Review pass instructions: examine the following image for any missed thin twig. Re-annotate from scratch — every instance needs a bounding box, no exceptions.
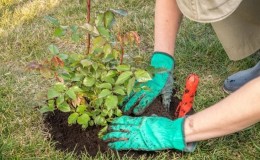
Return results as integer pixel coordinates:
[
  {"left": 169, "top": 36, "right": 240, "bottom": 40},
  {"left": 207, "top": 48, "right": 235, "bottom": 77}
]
[{"left": 86, "top": 0, "right": 91, "bottom": 54}]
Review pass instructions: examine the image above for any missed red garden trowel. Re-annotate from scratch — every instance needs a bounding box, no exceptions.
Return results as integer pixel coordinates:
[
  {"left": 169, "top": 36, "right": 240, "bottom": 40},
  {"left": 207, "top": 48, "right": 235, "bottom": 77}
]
[{"left": 174, "top": 73, "right": 199, "bottom": 118}]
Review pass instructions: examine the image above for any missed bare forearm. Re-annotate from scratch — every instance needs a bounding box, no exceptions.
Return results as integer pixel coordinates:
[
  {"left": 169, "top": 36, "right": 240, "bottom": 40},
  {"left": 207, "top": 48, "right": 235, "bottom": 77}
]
[
  {"left": 184, "top": 77, "right": 260, "bottom": 142},
  {"left": 154, "top": 0, "right": 182, "bottom": 56}
]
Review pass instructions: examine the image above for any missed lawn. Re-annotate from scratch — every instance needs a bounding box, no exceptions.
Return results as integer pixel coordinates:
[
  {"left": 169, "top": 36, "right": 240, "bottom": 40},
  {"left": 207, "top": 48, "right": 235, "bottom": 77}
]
[{"left": 1, "top": 0, "right": 260, "bottom": 159}]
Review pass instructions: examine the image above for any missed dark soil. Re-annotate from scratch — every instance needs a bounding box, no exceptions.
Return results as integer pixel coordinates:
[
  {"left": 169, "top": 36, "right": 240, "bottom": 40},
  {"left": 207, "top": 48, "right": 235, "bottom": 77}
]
[{"left": 43, "top": 91, "right": 193, "bottom": 157}]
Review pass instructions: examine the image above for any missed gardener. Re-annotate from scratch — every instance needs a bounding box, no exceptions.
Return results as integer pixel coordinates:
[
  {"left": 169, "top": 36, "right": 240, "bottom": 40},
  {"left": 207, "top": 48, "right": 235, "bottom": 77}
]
[{"left": 103, "top": 0, "right": 260, "bottom": 152}]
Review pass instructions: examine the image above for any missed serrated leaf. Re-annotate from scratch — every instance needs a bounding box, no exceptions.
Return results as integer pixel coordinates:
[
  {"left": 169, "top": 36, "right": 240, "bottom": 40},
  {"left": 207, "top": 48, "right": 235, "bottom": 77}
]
[
  {"left": 104, "top": 11, "right": 115, "bottom": 29},
  {"left": 70, "top": 86, "right": 83, "bottom": 93},
  {"left": 103, "top": 43, "right": 112, "bottom": 55},
  {"left": 96, "top": 83, "right": 112, "bottom": 89},
  {"left": 103, "top": 77, "right": 115, "bottom": 84},
  {"left": 53, "top": 83, "right": 67, "bottom": 92},
  {"left": 134, "top": 69, "right": 152, "bottom": 82},
  {"left": 47, "top": 88, "right": 61, "bottom": 99},
  {"left": 115, "top": 71, "right": 133, "bottom": 85},
  {"left": 127, "top": 77, "right": 136, "bottom": 96},
  {"left": 110, "top": 9, "right": 128, "bottom": 16},
  {"left": 97, "top": 26, "right": 110, "bottom": 39},
  {"left": 106, "top": 70, "right": 117, "bottom": 78},
  {"left": 94, "top": 115, "right": 107, "bottom": 126},
  {"left": 66, "top": 88, "right": 77, "bottom": 100},
  {"left": 105, "top": 95, "right": 118, "bottom": 109},
  {"left": 115, "top": 108, "right": 122, "bottom": 117},
  {"left": 116, "top": 64, "right": 130, "bottom": 72},
  {"left": 68, "top": 113, "right": 79, "bottom": 125},
  {"left": 48, "top": 44, "right": 59, "bottom": 55},
  {"left": 83, "top": 77, "right": 96, "bottom": 87},
  {"left": 92, "top": 36, "right": 106, "bottom": 48},
  {"left": 58, "top": 102, "right": 71, "bottom": 112},
  {"left": 56, "top": 95, "right": 65, "bottom": 106},
  {"left": 98, "top": 89, "right": 111, "bottom": 98},
  {"left": 77, "top": 114, "right": 90, "bottom": 125},
  {"left": 76, "top": 105, "right": 87, "bottom": 114},
  {"left": 113, "top": 88, "right": 125, "bottom": 95},
  {"left": 81, "top": 59, "right": 92, "bottom": 67}
]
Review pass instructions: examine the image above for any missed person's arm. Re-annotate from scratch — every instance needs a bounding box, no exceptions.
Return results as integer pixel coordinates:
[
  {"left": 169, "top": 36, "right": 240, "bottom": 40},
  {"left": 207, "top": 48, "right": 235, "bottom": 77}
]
[
  {"left": 121, "top": 0, "right": 183, "bottom": 115},
  {"left": 185, "top": 76, "right": 260, "bottom": 142},
  {"left": 154, "top": 0, "right": 183, "bottom": 56}
]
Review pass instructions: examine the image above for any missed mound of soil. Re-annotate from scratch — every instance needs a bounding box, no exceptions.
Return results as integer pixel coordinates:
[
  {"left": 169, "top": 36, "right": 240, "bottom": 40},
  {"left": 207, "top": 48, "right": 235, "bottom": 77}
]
[{"left": 43, "top": 91, "right": 191, "bottom": 157}]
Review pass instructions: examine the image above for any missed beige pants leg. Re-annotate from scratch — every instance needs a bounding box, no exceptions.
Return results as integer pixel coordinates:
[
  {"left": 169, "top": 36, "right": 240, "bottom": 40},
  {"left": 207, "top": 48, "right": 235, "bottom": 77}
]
[{"left": 212, "top": 0, "right": 260, "bottom": 61}]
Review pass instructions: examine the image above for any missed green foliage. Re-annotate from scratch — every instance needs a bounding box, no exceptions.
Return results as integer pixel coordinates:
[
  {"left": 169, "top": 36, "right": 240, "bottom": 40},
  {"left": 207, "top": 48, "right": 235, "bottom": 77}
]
[{"left": 40, "top": 10, "right": 152, "bottom": 137}]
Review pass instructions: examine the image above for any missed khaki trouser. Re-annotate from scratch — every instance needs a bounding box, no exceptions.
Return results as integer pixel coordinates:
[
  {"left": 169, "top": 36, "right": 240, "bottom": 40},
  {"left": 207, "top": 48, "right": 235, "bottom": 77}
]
[
  {"left": 177, "top": 0, "right": 260, "bottom": 61},
  {"left": 211, "top": 0, "right": 260, "bottom": 61}
]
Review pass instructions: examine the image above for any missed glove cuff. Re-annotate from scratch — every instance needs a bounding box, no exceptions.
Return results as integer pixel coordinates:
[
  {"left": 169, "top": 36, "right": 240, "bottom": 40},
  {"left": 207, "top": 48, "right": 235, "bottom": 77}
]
[
  {"left": 170, "top": 117, "right": 197, "bottom": 152},
  {"left": 151, "top": 52, "right": 175, "bottom": 70}
]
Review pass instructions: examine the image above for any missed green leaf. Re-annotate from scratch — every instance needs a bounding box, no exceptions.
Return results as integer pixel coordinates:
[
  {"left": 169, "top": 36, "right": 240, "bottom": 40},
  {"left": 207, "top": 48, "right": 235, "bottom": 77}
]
[
  {"left": 95, "top": 13, "right": 104, "bottom": 27},
  {"left": 70, "top": 25, "right": 78, "bottom": 33},
  {"left": 94, "top": 115, "right": 107, "bottom": 126},
  {"left": 105, "top": 95, "right": 118, "bottom": 109},
  {"left": 103, "top": 43, "right": 112, "bottom": 55},
  {"left": 81, "top": 59, "right": 92, "bottom": 67},
  {"left": 110, "top": 9, "right": 128, "bottom": 16},
  {"left": 83, "top": 77, "right": 96, "bottom": 87},
  {"left": 115, "top": 71, "right": 133, "bottom": 85},
  {"left": 58, "top": 53, "right": 69, "bottom": 60},
  {"left": 113, "top": 88, "right": 125, "bottom": 95},
  {"left": 47, "top": 88, "right": 61, "bottom": 99},
  {"left": 66, "top": 88, "right": 77, "bottom": 100},
  {"left": 53, "top": 82, "right": 67, "bottom": 92},
  {"left": 97, "top": 26, "right": 110, "bottom": 39},
  {"left": 92, "top": 36, "right": 106, "bottom": 48},
  {"left": 104, "top": 11, "right": 115, "bottom": 29},
  {"left": 116, "top": 64, "right": 131, "bottom": 72},
  {"left": 93, "top": 98, "right": 103, "bottom": 107},
  {"left": 40, "top": 105, "right": 54, "bottom": 113},
  {"left": 70, "top": 86, "right": 83, "bottom": 93},
  {"left": 71, "top": 73, "right": 84, "bottom": 82},
  {"left": 54, "top": 27, "right": 65, "bottom": 37},
  {"left": 134, "top": 69, "right": 152, "bottom": 82},
  {"left": 48, "top": 44, "right": 59, "bottom": 55},
  {"left": 68, "top": 113, "right": 79, "bottom": 125},
  {"left": 76, "top": 105, "right": 87, "bottom": 114},
  {"left": 72, "top": 33, "right": 80, "bottom": 42},
  {"left": 115, "top": 108, "right": 123, "bottom": 117},
  {"left": 77, "top": 113, "right": 90, "bottom": 125},
  {"left": 98, "top": 89, "right": 112, "bottom": 98},
  {"left": 106, "top": 70, "right": 117, "bottom": 78},
  {"left": 56, "top": 95, "right": 65, "bottom": 106},
  {"left": 96, "top": 83, "right": 112, "bottom": 90},
  {"left": 58, "top": 102, "right": 71, "bottom": 112},
  {"left": 103, "top": 77, "right": 115, "bottom": 84},
  {"left": 45, "top": 16, "right": 60, "bottom": 26},
  {"left": 127, "top": 77, "right": 136, "bottom": 96}
]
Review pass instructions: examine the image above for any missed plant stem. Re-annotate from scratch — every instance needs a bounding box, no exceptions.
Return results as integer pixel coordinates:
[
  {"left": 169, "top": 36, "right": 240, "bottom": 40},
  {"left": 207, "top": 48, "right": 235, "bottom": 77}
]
[{"left": 86, "top": 0, "right": 91, "bottom": 54}]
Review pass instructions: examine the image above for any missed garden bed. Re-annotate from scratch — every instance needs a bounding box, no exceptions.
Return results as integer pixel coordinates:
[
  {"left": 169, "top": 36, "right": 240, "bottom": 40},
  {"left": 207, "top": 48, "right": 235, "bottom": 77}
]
[{"left": 43, "top": 90, "right": 191, "bottom": 157}]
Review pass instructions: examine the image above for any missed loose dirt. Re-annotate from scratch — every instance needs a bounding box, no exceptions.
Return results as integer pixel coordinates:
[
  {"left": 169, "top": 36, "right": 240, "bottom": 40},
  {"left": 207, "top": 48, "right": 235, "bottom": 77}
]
[{"left": 43, "top": 91, "right": 192, "bottom": 157}]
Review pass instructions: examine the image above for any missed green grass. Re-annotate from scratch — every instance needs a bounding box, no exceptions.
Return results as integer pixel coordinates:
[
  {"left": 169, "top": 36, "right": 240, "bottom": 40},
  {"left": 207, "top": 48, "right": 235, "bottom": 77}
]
[{"left": 1, "top": 0, "right": 260, "bottom": 159}]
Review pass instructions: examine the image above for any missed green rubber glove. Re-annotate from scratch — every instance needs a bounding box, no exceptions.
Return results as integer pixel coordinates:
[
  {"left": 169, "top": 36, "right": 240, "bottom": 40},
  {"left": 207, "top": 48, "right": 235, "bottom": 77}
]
[
  {"left": 103, "top": 116, "right": 196, "bottom": 152},
  {"left": 122, "top": 52, "right": 175, "bottom": 115}
]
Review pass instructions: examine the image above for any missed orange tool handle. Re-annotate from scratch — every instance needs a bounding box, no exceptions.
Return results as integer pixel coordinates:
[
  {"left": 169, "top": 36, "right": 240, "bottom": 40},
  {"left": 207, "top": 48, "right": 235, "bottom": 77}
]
[{"left": 175, "top": 73, "right": 199, "bottom": 118}]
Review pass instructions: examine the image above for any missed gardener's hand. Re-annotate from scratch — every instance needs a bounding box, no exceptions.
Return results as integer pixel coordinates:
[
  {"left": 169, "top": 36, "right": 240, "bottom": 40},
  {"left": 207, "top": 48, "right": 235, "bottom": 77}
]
[
  {"left": 122, "top": 52, "right": 175, "bottom": 115},
  {"left": 103, "top": 116, "right": 195, "bottom": 151}
]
